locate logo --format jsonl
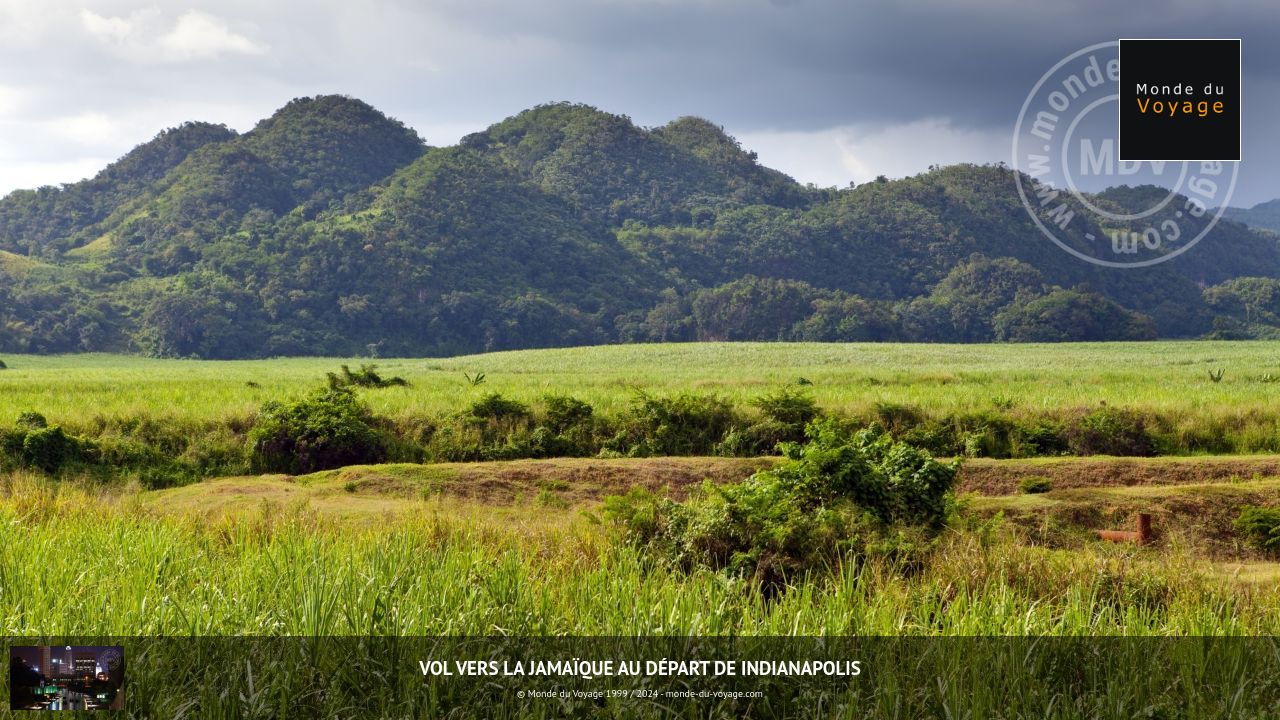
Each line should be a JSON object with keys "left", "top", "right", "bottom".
{"left": 1119, "top": 39, "right": 1241, "bottom": 161}
{"left": 1012, "top": 41, "right": 1238, "bottom": 268}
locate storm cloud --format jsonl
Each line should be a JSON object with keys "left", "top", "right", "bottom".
{"left": 1, "top": 0, "right": 1277, "bottom": 203}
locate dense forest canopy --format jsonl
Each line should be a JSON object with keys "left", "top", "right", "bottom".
{"left": 1, "top": 95, "right": 1279, "bottom": 357}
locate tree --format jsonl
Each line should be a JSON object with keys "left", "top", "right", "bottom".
{"left": 994, "top": 288, "right": 1157, "bottom": 342}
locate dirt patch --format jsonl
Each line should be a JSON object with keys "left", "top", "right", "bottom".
{"left": 958, "top": 456, "right": 1280, "bottom": 495}
{"left": 973, "top": 480, "right": 1280, "bottom": 561}
{"left": 433, "top": 456, "right": 780, "bottom": 505}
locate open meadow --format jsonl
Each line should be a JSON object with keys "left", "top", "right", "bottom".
{"left": 4, "top": 341, "right": 1280, "bottom": 425}
{"left": 0, "top": 342, "right": 1276, "bottom": 634}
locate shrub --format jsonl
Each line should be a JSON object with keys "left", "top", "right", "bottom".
{"left": 94, "top": 437, "right": 201, "bottom": 489}
{"left": 523, "top": 426, "right": 578, "bottom": 459}
{"left": 468, "top": 393, "right": 531, "bottom": 422}
{"left": 0, "top": 428, "right": 23, "bottom": 464}
{"left": 21, "top": 426, "right": 94, "bottom": 474}
{"left": 16, "top": 411, "right": 47, "bottom": 430}
{"left": 2, "top": 412, "right": 96, "bottom": 474}
{"left": 604, "top": 420, "right": 959, "bottom": 592}
{"left": 1019, "top": 476, "right": 1053, "bottom": 494}
{"left": 872, "top": 401, "right": 925, "bottom": 434}
{"left": 1017, "top": 418, "right": 1067, "bottom": 456}
{"left": 718, "top": 387, "right": 822, "bottom": 455}
{"left": 542, "top": 395, "right": 593, "bottom": 434}
{"left": 952, "top": 411, "right": 1018, "bottom": 458}
{"left": 608, "top": 392, "right": 739, "bottom": 457}
{"left": 752, "top": 387, "right": 819, "bottom": 428}
{"left": 1234, "top": 506, "right": 1280, "bottom": 555}
{"left": 900, "top": 421, "right": 960, "bottom": 456}
{"left": 716, "top": 419, "right": 796, "bottom": 457}
{"left": 249, "top": 389, "right": 390, "bottom": 474}
{"left": 0, "top": 359, "right": 7, "bottom": 369}
{"left": 326, "top": 364, "right": 408, "bottom": 390}
{"left": 421, "top": 394, "right": 538, "bottom": 462}
{"left": 1064, "top": 406, "right": 1155, "bottom": 456}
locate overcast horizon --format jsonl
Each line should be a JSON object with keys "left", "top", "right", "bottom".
{"left": 2, "top": 0, "right": 1277, "bottom": 206}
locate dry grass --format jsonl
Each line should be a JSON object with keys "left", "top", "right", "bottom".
{"left": 958, "top": 454, "right": 1280, "bottom": 494}
{"left": 970, "top": 477, "right": 1280, "bottom": 561}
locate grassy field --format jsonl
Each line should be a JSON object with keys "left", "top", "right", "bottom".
{"left": 4, "top": 346, "right": 1280, "bottom": 714}
{"left": 4, "top": 341, "right": 1280, "bottom": 427}
{"left": 1, "top": 344, "right": 1277, "bottom": 639}
{"left": 10, "top": 465, "right": 1279, "bottom": 716}
{"left": 2, "top": 467, "right": 1277, "bottom": 638}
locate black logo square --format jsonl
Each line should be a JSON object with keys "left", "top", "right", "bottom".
{"left": 1119, "top": 39, "right": 1240, "bottom": 161}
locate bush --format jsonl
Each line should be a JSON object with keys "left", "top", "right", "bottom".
{"left": 21, "top": 425, "right": 95, "bottom": 474}
{"left": 607, "top": 392, "right": 740, "bottom": 457}
{"left": 716, "top": 419, "right": 796, "bottom": 457}
{"left": 0, "top": 428, "right": 23, "bottom": 464}
{"left": 1064, "top": 406, "right": 1155, "bottom": 456}
{"left": 1234, "top": 506, "right": 1280, "bottom": 555}
{"left": 326, "top": 364, "right": 408, "bottom": 390}
{"left": 468, "top": 393, "right": 531, "bottom": 422}
{"left": 0, "top": 359, "right": 7, "bottom": 369}
{"left": 872, "top": 402, "right": 925, "bottom": 434}
{"left": 604, "top": 420, "right": 959, "bottom": 592}
{"left": 952, "top": 411, "right": 1018, "bottom": 458}
{"left": 718, "top": 387, "right": 822, "bottom": 455}
{"left": 1, "top": 412, "right": 96, "bottom": 474}
{"left": 1019, "top": 476, "right": 1053, "bottom": 494}
{"left": 752, "top": 387, "right": 819, "bottom": 428}
{"left": 22, "top": 426, "right": 71, "bottom": 473}
{"left": 249, "top": 389, "right": 390, "bottom": 474}
{"left": 542, "top": 395, "right": 593, "bottom": 434}
{"left": 16, "top": 411, "right": 47, "bottom": 430}
{"left": 1017, "top": 418, "right": 1068, "bottom": 456}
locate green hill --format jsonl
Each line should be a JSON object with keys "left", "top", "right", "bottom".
{"left": 0, "top": 121, "right": 236, "bottom": 255}
{"left": 2, "top": 96, "right": 1279, "bottom": 357}
{"left": 1222, "top": 199, "right": 1280, "bottom": 234}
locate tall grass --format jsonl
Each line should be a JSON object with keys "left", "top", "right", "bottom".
{"left": 2, "top": 474, "right": 1275, "bottom": 638}
{"left": 2, "top": 341, "right": 1280, "bottom": 425}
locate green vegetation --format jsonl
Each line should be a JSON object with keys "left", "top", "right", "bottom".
{"left": 606, "top": 391, "right": 739, "bottom": 457}
{"left": 3, "top": 403, "right": 1279, "bottom": 714}
{"left": 7, "top": 343, "right": 1280, "bottom": 486}
{"left": 5, "top": 96, "right": 1280, "bottom": 712}
{"left": 605, "top": 420, "right": 957, "bottom": 592}
{"left": 249, "top": 389, "right": 394, "bottom": 474}
{"left": 1235, "top": 506, "right": 1280, "bottom": 555}
{"left": 326, "top": 363, "right": 408, "bottom": 390}
{"left": 6, "top": 98, "right": 1280, "bottom": 357}
{"left": 1222, "top": 198, "right": 1280, "bottom": 233}
{"left": 1019, "top": 476, "right": 1053, "bottom": 494}
{"left": 2, "top": 470, "right": 1277, "bottom": 638}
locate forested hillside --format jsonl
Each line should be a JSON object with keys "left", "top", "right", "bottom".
{"left": 2, "top": 96, "right": 1278, "bottom": 357}
{"left": 1223, "top": 199, "right": 1280, "bottom": 234}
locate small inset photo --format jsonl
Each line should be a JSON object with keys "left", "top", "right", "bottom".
{"left": 9, "top": 646, "right": 125, "bottom": 711}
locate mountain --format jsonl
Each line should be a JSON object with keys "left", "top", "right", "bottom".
{"left": 1222, "top": 199, "right": 1280, "bottom": 234}
{"left": 0, "top": 121, "right": 236, "bottom": 255}
{"left": 2, "top": 96, "right": 1279, "bottom": 357}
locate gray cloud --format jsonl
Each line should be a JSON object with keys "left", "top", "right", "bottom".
{"left": 0, "top": 0, "right": 1276, "bottom": 204}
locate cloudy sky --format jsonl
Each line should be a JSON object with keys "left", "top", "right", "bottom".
{"left": 1, "top": 0, "right": 1277, "bottom": 205}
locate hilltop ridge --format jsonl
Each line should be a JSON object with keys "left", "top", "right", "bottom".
{"left": 1, "top": 96, "right": 1278, "bottom": 357}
